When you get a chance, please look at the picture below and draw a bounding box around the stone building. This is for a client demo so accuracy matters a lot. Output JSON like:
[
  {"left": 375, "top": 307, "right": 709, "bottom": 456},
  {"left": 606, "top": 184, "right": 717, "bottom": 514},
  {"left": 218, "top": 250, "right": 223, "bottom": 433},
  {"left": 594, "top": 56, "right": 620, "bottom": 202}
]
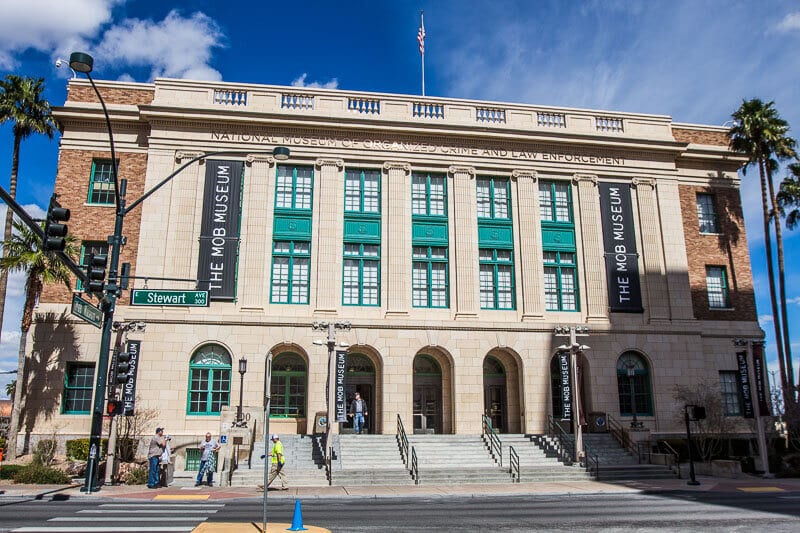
[{"left": 15, "top": 77, "right": 767, "bottom": 458}]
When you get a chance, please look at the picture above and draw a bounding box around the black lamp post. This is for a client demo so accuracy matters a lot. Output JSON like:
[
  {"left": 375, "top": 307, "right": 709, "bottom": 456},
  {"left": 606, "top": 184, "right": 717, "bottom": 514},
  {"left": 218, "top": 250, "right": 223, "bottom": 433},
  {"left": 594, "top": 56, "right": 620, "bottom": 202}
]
[
  {"left": 236, "top": 357, "right": 248, "bottom": 426},
  {"left": 625, "top": 360, "right": 644, "bottom": 430},
  {"left": 69, "top": 50, "right": 290, "bottom": 492}
]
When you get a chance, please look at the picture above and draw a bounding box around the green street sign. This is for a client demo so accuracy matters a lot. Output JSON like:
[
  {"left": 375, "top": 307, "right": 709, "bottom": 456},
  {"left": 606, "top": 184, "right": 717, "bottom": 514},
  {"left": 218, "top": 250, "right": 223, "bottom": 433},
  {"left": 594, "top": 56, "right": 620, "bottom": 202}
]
[
  {"left": 131, "top": 289, "right": 209, "bottom": 307},
  {"left": 71, "top": 294, "right": 102, "bottom": 328}
]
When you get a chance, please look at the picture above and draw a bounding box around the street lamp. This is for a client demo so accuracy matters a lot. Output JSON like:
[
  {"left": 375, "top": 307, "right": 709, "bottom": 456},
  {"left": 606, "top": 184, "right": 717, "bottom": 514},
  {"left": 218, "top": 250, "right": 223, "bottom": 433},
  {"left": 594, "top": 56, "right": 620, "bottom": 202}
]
[
  {"left": 312, "top": 321, "right": 351, "bottom": 466},
  {"left": 623, "top": 357, "right": 644, "bottom": 430},
  {"left": 69, "top": 51, "right": 290, "bottom": 492},
  {"left": 236, "top": 357, "right": 248, "bottom": 427},
  {"left": 554, "top": 325, "right": 590, "bottom": 463}
]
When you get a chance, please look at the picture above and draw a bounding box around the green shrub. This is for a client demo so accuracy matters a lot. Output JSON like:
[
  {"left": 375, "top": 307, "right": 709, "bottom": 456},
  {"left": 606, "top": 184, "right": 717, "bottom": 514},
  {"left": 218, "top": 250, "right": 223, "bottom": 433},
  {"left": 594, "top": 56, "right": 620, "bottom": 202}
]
[
  {"left": 124, "top": 466, "right": 148, "bottom": 485},
  {"left": 32, "top": 439, "right": 57, "bottom": 466},
  {"left": 12, "top": 464, "right": 72, "bottom": 484},
  {"left": 66, "top": 438, "right": 107, "bottom": 461},
  {"left": 0, "top": 464, "right": 24, "bottom": 480},
  {"left": 778, "top": 452, "right": 800, "bottom": 478}
]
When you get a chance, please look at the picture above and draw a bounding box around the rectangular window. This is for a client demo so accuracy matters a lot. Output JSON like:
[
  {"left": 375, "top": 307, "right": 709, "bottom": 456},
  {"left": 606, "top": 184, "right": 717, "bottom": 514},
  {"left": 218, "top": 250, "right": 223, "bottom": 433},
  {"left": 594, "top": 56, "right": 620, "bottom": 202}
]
[
  {"left": 345, "top": 169, "right": 381, "bottom": 213},
  {"left": 270, "top": 241, "right": 310, "bottom": 304},
  {"left": 543, "top": 251, "right": 578, "bottom": 311},
  {"left": 479, "top": 249, "right": 515, "bottom": 309},
  {"left": 343, "top": 243, "right": 380, "bottom": 306},
  {"left": 87, "top": 159, "right": 116, "bottom": 205},
  {"left": 412, "top": 173, "right": 447, "bottom": 216},
  {"left": 477, "top": 177, "right": 510, "bottom": 219},
  {"left": 697, "top": 193, "right": 719, "bottom": 233},
  {"left": 276, "top": 165, "right": 313, "bottom": 210},
  {"left": 77, "top": 241, "right": 109, "bottom": 291},
  {"left": 706, "top": 266, "right": 730, "bottom": 308},
  {"left": 719, "top": 371, "right": 742, "bottom": 416},
  {"left": 62, "top": 363, "right": 95, "bottom": 414},
  {"left": 539, "top": 181, "right": 572, "bottom": 223},
  {"left": 412, "top": 246, "right": 448, "bottom": 308}
]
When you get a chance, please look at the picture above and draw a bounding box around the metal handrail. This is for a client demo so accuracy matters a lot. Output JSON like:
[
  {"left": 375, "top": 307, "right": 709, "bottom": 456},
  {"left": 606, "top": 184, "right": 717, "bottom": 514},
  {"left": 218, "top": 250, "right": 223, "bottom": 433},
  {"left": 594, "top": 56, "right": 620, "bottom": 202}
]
[
  {"left": 411, "top": 446, "right": 419, "bottom": 485},
  {"left": 660, "top": 440, "right": 681, "bottom": 477},
  {"left": 547, "top": 415, "right": 576, "bottom": 464},
  {"left": 397, "top": 414, "right": 410, "bottom": 467},
  {"left": 606, "top": 413, "right": 638, "bottom": 457},
  {"left": 509, "top": 445, "right": 520, "bottom": 483},
  {"left": 582, "top": 441, "right": 600, "bottom": 478},
  {"left": 482, "top": 415, "right": 503, "bottom": 467}
]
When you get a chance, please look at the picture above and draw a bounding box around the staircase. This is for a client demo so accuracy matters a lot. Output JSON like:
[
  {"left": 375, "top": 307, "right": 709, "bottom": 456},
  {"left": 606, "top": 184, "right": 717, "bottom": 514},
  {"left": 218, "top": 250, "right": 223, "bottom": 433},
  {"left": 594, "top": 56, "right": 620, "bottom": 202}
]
[
  {"left": 408, "top": 434, "right": 510, "bottom": 485},
  {"left": 330, "top": 434, "right": 414, "bottom": 485},
  {"left": 583, "top": 433, "right": 677, "bottom": 481},
  {"left": 229, "top": 434, "right": 328, "bottom": 487},
  {"left": 502, "top": 434, "right": 592, "bottom": 482}
]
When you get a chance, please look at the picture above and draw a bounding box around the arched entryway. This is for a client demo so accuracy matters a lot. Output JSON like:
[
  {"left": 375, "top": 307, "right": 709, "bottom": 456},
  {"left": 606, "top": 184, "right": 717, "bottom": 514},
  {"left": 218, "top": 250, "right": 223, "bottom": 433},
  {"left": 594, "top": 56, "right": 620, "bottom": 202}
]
[
  {"left": 483, "top": 356, "right": 507, "bottom": 432},
  {"left": 269, "top": 352, "right": 308, "bottom": 419},
  {"left": 342, "top": 353, "right": 376, "bottom": 434},
  {"left": 413, "top": 354, "right": 443, "bottom": 434}
]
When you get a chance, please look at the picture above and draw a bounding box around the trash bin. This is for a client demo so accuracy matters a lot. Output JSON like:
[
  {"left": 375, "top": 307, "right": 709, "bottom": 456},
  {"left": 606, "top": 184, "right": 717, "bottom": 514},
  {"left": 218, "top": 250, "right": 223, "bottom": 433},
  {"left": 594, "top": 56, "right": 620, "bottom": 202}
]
[
  {"left": 159, "top": 462, "right": 174, "bottom": 487},
  {"left": 313, "top": 411, "right": 328, "bottom": 435}
]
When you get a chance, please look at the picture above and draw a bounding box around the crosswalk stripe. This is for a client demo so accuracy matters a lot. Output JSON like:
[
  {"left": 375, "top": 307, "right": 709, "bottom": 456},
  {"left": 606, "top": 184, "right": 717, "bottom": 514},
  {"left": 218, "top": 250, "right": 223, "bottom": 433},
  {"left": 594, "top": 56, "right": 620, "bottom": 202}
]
[
  {"left": 50, "top": 517, "right": 207, "bottom": 522},
  {"left": 78, "top": 509, "right": 218, "bottom": 514},
  {"left": 99, "top": 503, "right": 223, "bottom": 508},
  {"left": 13, "top": 528, "right": 194, "bottom": 532}
]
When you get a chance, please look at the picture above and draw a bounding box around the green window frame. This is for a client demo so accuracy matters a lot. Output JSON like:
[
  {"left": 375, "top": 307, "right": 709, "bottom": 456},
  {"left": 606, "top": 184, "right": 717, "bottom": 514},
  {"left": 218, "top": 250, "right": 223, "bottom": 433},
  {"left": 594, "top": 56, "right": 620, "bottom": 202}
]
[
  {"left": 271, "top": 353, "right": 307, "bottom": 418},
  {"left": 412, "top": 173, "right": 447, "bottom": 216},
  {"left": 345, "top": 169, "right": 381, "bottom": 213},
  {"left": 62, "top": 362, "right": 95, "bottom": 414},
  {"left": 187, "top": 344, "right": 231, "bottom": 415},
  {"left": 696, "top": 193, "right": 719, "bottom": 234},
  {"left": 87, "top": 159, "right": 117, "bottom": 205},
  {"left": 270, "top": 241, "right": 311, "bottom": 304},
  {"left": 706, "top": 266, "right": 730, "bottom": 308},
  {"left": 543, "top": 251, "right": 579, "bottom": 311},
  {"left": 343, "top": 243, "right": 380, "bottom": 306},
  {"left": 479, "top": 248, "right": 515, "bottom": 309},
  {"left": 719, "top": 371, "right": 742, "bottom": 416},
  {"left": 77, "top": 241, "right": 109, "bottom": 292},
  {"left": 538, "top": 180, "right": 573, "bottom": 223},
  {"left": 477, "top": 177, "right": 510, "bottom": 220},
  {"left": 616, "top": 352, "right": 654, "bottom": 417},
  {"left": 275, "top": 165, "right": 313, "bottom": 211},
  {"left": 412, "top": 246, "right": 449, "bottom": 308}
]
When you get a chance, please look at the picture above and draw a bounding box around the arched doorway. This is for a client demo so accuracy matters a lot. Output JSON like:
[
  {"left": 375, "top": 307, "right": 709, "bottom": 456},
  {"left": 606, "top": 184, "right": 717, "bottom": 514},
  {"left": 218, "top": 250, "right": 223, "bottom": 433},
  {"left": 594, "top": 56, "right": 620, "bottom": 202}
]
[
  {"left": 413, "top": 354, "right": 442, "bottom": 434},
  {"left": 270, "top": 352, "right": 307, "bottom": 419},
  {"left": 342, "top": 353, "right": 376, "bottom": 434},
  {"left": 483, "top": 356, "right": 507, "bottom": 432}
]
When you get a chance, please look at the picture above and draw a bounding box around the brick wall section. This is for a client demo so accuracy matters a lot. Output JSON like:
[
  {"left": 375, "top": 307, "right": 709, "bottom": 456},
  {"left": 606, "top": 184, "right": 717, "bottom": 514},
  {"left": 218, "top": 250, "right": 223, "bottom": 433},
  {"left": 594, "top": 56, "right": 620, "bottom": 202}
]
[
  {"left": 66, "top": 85, "right": 154, "bottom": 106},
  {"left": 672, "top": 128, "right": 729, "bottom": 147},
  {"left": 679, "top": 185, "right": 757, "bottom": 321},
  {"left": 40, "top": 150, "right": 147, "bottom": 304}
]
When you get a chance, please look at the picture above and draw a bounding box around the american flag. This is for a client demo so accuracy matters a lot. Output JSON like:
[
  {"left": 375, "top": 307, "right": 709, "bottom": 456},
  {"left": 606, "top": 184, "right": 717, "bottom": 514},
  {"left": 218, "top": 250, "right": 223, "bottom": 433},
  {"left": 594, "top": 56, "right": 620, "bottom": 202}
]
[{"left": 417, "top": 14, "right": 425, "bottom": 55}]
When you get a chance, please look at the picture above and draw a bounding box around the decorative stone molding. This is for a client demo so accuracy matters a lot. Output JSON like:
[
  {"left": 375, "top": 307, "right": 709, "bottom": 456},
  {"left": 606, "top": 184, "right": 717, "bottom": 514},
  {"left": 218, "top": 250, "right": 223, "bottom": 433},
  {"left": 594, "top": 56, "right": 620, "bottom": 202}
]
[
  {"left": 632, "top": 177, "right": 656, "bottom": 188},
  {"left": 448, "top": 165, "right": 476, "bottom": 176},
  {"left": 511, "top": 169, "right": 537, "bottom": 181},
  {"left": 572, "top": 173, "right": 598, "bottom": 185},
  {"left": 175, "top": 151, "right": 205, "bottom": 163},
  {"left": 314, "top": 158, "right": 344, "bottom": 169},
  {"left": 245, "top": 154, "right": 275, "bottom": 166},
  {"left": 382, "top": 161, "right": 411, "bottom": 173}
]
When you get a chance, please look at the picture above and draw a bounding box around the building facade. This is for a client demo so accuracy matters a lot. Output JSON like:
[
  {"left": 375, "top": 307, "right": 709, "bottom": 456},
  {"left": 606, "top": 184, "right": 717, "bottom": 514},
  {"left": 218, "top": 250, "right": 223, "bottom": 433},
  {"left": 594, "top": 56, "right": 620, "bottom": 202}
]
[{"left": 16, "top": 78, "right": 766, "bottom": 455}]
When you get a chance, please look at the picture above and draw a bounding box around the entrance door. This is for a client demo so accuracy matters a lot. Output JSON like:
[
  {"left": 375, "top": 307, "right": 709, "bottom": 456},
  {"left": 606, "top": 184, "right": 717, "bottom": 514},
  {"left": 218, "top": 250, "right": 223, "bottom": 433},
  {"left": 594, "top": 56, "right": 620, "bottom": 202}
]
[
  {"left": 342, "top": 382, "right": 374, "bottom": 434},
  {"left": 483, "top": 356, "right": 507, "bottom": 433},
  {"left": 413, "top": 383, "right": 442, "bottom": 434}
]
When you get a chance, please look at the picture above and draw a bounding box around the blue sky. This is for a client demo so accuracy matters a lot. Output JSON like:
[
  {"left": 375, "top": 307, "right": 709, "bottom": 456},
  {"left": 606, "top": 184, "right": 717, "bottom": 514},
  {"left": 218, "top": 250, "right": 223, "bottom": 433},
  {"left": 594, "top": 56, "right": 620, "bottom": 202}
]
[{"left": 0, "top": 0, "right": 799, "bottom": 399}]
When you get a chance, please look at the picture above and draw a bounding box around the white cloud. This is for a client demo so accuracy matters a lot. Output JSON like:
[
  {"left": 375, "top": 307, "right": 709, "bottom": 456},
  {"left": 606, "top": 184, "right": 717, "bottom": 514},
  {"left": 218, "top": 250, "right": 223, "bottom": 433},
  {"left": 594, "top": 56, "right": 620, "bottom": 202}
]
[
  {"left": 0, "top": 0, "right": 120, "bottom": 69},
  {"left": 94, "top": 10, "right": 224, "bottom": 81},
  {"left": 787, "top": 296, "right": 800, "bottom": 305},
  {"left": 291, "top": 73, "right": 339, "bottom": 90},
  {"left": 759, "top": 314, "right": 774, "bottom": 324},
  {"left": 776, "top": 12, "right": 800, "bottom": 32}
]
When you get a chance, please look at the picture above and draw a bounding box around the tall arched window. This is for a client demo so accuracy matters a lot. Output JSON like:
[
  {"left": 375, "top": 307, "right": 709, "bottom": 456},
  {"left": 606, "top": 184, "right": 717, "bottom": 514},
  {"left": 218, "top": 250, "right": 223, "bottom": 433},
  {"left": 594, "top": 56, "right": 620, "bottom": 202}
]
[
  {"left": 271, "top": 353, "right": 307, "bottom": 418},
  {"left": 188, "top": 344, "right": 232, "bottom": 415},
  {"left": 616, "top": 352, "right": 653, "bottom": 417}
]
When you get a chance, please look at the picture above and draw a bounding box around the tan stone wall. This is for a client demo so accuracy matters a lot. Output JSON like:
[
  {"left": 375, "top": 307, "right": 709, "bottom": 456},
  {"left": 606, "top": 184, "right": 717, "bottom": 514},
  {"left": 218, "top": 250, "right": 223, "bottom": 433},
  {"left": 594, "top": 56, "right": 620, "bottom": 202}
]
[
  {"left": 679, "top": 185, "right": 757, "bottom": 321},
  {"left": 672, "top": 128, "right": 729, "bottom": 146},
  {"left": 40, "top": 150, "right": 148, "bottom": 304},
  {"left": 66, "top": 85, "right": 154, "bottom": 106}
]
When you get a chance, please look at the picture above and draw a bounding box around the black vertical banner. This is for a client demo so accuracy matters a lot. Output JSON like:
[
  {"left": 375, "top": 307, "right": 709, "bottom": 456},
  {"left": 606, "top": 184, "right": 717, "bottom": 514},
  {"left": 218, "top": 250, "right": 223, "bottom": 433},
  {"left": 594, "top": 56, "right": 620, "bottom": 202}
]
[
  {"left": 122, "top": 340, "right": 141, "bottom": 416},
  {"left": 559, "top": 351, "right": 572, "bottom": 421},
  {"left": 197, "top": 160, "right": 244, "bottom": 301},
  {"left": 598, "top": 182, "right": 643, "bottom": 312},
  {"left": 335, "top": 350, "right": 348, "bottom": 422},
  {"left": 736, "top": 350, "right": 754, "bottom": 419},
  {"left": 752, "top": 343, "right": 771, "bottom": 415}
]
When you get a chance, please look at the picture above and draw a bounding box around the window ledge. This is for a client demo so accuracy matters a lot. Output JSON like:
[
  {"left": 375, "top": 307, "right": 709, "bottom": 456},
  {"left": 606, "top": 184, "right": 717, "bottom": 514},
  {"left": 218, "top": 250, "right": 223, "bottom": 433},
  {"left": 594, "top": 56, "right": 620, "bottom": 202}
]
[{"left": 709, "top": 307, "right": 735, "bottom": 312}]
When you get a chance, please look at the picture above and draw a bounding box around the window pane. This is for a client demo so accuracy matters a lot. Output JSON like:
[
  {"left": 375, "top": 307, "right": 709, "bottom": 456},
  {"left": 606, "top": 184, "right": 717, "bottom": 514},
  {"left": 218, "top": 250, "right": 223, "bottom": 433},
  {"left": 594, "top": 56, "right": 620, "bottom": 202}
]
[
  {"left": 429, "top": 176, "right": 446, "bottom": 215},
  {"left": 430, "top": 262, "right": 447, "bottom": 307},
  {"left": 430, "top": 247, "right": 447, "bottom": 260},
  {"left": 273, "top": 241, "right": 290, "bottom": 253},
  {"left": 412, "top": 262, "right": 428, "bottom": 306},
  {"left": 363, "top": 260, "right": 379, "bottom": 305},
  {"left": 697, "top": 194, "right": 718, "bottom": 233},
  {"left": 344, "top": 244, "right": 360, "bottom": 256},
  {"left": 363, "top": 171, "right": 380, "bottom": 213},
  {"left": 412, "top": 176, "right": 426, "bottom": 214},
  {"left": 560, "top": 268, "right": 577, "bottom": 311},
  {"left": 363, "top": 245, "right": 379, "bottom": 257},
  {"left": 412, "top": 246, "right": 427, "bottom": 259},
  {"left": 554, "top": 182, "right": 571, "bottom": 222},
  {"left": 271, "top": 257, "right": 289, "bottom": 303},
  {"left": 295, "top": 167, "right": 313, "bottom": 209},
  {"left": 719, "top": 371, "right": 741, "bottom": 415},
  {"left": 497, "top": 265, "right": 513, "bottom": 309},
  {"left": 496, "top": 250, "right": 512, "bottom": 262},
  {"left": 345, "top": 172, "right": 360, "bottom": 211},
  {"left": 479, "top": 249, "right": 493, "bottom": 261},
  {"left": 480, "top": 264, "right": 494, "bottom": 308},
  {"left": 477, "top": 179, "right": 491, "bottom": 218},
  {"left": 539, "top": 183, "right": 554, "bottom": 222},
  {"left": 292, "top": 257, "right": 310, "bottom": 303},
  {"left": 276, "top": 167, "right": 293, "bottom": 208},
  {"left": 343, "top": 259, "right": 360, "bottom": 305},
  {"left": 293, "top": 242, "right": 310, "bottom": 254},
  {"left": 706, "top": 266, "right": 728, "bottom": 308},
  {"left": 494, "top": 180, "right": 509, "bottom": 219},
  {"left": 544, "top": 267, "right": 559, "bottom": 310}
]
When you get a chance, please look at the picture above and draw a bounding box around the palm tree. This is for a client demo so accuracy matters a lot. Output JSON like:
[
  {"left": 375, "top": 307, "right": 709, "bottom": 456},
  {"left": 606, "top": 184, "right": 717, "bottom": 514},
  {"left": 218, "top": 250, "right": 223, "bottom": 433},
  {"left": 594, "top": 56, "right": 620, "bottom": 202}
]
[
  {"left": 0, "top": 75, "right": 58, "bottom": 362},
  {"left": 5, "top": 379, "right": 14, "bottom": 399},
  {"left": 777, "top": 162, "right": 800, "bottom": 228},
  {"left": 0, "top": 219, "right": 77, "bottom": 458},
  {"left": 729, "top": 99, "right": 798, "bottom": 421}
]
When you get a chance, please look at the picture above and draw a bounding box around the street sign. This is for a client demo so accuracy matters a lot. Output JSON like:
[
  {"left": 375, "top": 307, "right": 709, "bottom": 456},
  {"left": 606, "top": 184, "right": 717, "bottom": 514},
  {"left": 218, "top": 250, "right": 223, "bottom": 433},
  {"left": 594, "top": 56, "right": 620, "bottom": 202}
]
[
  {"left": 131, "top": 289, "right": 209, "bottom": 307},
  {"left": 71, "top": 294, "right": 102, "bottom": 328}
]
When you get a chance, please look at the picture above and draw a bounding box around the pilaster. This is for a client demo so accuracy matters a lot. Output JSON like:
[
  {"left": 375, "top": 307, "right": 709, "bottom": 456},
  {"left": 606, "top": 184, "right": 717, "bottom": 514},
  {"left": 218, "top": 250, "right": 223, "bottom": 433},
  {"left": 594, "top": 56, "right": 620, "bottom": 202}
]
[
  {"left": 164, "top": 154, "right": 205, "bottom": 286},
  {"left": 633, "top": 178, "right": 669, "bottom": 320},
  {"left": 449, "top": 166, "right": 479, "bottom": 319},
  {"left": 574, "top": 174, "right": 609, "bottom": 322},
  {"left": 513, "top": 169, "right": 545, "bottom": 320},
  {"left": 384, "top": 162, "right": 412, "bottom": 317},
  {"left": 313, "top": 158, "right": 345, "bottom": 316},
  {"left": 239, "top": 155, "right": 275, "bottom": 310}
]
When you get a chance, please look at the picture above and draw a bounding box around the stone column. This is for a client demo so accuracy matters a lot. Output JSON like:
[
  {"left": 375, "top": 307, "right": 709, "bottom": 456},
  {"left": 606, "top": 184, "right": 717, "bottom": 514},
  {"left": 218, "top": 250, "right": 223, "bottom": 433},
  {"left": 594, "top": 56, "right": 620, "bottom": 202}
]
[
  {"left": 656, "top": 178, "right": 694, "bottom": 320},
  {"left": 574, "top": 174, "right": 608, "bottom": 322},
  {"left": 513, "top": 169, "right": 545, "bottom": 321},
  {"left": 633, "top": 178, "right": 669, "bottom": 321},
  {"left": 164, "top": 151, "right": 205, "bottom": 287},
  {"left": 239, "top": 154, "right": 275, "bottom": 310},
  {"left": 449, "top": 165, "right": 479, "bottom": 320},
  {"left": 313, "top": 158, "right": 344, "bottom": 316},
  {"left": 384, "top": 162, "right": 412, "bottom": 317}
]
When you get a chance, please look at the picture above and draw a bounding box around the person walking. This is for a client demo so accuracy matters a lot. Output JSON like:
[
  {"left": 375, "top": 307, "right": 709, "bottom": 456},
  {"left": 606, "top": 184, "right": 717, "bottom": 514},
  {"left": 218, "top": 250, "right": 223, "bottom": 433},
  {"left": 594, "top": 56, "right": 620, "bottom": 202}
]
[
  {"left": 147, "top": 427, "right": 167, "bottom": 489},
  {"left": 196, "top": 432, "right": 220, "bottom": 486},
  {"left": 349, "top": 392, "right": 368, "bottom": 434},
  {"left": 258, "top": 434, "right": 287, "bottom": 491}
]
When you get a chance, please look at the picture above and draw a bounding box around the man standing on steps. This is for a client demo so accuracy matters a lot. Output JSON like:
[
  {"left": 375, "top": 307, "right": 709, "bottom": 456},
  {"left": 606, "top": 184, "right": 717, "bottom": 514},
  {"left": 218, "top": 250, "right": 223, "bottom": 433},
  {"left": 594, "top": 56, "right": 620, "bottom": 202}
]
[
  {"left": 349, "top": 392, "right": 368, "bottom": 434},
  {"left": 259, "top": 434, "right": 287, "bottom": 491}
]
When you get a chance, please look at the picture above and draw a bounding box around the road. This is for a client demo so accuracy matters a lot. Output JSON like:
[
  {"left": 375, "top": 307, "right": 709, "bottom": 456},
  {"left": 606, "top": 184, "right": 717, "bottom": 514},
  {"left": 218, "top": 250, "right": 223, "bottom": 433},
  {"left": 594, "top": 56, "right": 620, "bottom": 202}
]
[{"left": 1, "top": 491, "right": 800, "bottom": 531}]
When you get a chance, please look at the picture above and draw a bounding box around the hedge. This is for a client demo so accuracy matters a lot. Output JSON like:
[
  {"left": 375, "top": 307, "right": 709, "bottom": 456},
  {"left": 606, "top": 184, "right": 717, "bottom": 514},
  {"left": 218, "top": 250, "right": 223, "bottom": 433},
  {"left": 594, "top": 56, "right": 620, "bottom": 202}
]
[
  {"left": 12, "top": 464, "right": 72, "bottom": 484},
  {"left": 65, "top": 438, "right": 108, "bottom": 461}
]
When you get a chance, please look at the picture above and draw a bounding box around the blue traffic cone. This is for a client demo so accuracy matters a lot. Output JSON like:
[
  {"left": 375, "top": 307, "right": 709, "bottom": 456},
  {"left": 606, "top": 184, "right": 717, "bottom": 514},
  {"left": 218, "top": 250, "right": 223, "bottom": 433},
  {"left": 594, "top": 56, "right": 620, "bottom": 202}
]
[{"left": 287, "top": 499, "right": 307, "bottom": 531}]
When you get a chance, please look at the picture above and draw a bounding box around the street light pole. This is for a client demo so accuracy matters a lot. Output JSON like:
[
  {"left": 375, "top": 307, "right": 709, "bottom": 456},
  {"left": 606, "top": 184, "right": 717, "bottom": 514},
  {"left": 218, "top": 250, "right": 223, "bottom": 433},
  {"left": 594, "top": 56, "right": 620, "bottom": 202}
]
[
  {"left": 554, "top": 325, "right": 590, "bottom": 462},
  {"left": 69, "top": 51, "right": 290, "bottom": 492},
  {"left": 624, "top": 359, "right": 643, "bottom": 430},
  {"left": 236, "top": 357, "right": 248, "bottom": 427},
  {"left": 312, "top": 321, "right": 350, "bottom": 467}
]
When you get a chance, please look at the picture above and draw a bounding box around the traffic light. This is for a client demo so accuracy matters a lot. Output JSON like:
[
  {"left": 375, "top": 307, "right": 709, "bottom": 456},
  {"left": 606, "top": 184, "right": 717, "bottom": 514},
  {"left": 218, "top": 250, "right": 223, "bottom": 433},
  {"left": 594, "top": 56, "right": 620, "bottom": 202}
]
[
  {"left": 688, "top": 405, "right": 707, "bottom": 421},
  {"left": 107, "top": 400, "right": 123, "bottom": 416},
  {"left": 85, "top": 253, "right": 108, "bottom": 294},
  {"left": 115, "top": 350, "right": 131, "bottom": 384},
  {"left": 43, "top": 196, "right": 70, "bottom": 252}
]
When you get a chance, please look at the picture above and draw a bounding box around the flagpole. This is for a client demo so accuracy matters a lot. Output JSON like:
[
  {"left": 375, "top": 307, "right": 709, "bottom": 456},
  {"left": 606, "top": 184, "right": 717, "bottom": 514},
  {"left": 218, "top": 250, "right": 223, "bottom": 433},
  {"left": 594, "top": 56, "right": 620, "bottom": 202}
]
[{"left": 419, "top": 10, "right": 426, "bottom": 96}]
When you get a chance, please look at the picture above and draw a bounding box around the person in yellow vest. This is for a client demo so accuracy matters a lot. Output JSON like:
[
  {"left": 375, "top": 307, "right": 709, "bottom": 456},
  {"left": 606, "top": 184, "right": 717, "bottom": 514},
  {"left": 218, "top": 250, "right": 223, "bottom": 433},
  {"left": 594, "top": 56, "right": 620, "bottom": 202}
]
[{"left": 258, "top": 434, "right": 287, "bottom": 491}]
